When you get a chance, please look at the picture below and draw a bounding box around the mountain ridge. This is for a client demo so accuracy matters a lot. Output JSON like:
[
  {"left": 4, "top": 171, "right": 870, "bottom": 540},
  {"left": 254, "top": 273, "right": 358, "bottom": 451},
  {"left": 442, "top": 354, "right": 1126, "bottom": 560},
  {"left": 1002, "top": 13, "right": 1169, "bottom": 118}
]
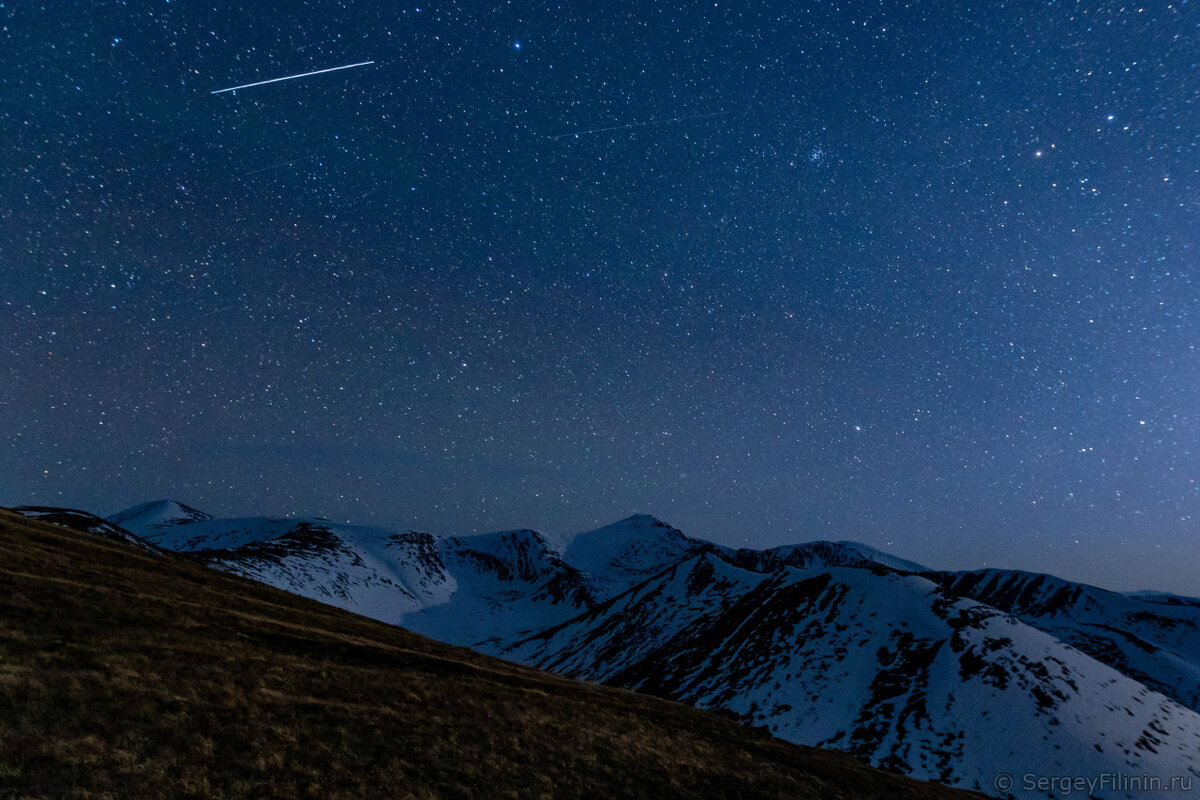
[
  {"left": 1, "top": 507, "right": 988, "bottom": 800},
  {"left": 17, "top": 499, "right": 1200, "bottom": 798}
]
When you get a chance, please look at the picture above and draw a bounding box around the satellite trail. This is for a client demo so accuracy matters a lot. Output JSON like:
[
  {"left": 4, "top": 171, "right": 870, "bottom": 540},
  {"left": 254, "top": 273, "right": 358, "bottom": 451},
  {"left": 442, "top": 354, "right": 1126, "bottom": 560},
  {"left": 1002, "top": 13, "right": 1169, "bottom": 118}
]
[
  {"left": 548, "top": 110, "right": 730, "bottom": 139},
  {"left": 211, "top": 61, "right": 375, "bottom": 94}
]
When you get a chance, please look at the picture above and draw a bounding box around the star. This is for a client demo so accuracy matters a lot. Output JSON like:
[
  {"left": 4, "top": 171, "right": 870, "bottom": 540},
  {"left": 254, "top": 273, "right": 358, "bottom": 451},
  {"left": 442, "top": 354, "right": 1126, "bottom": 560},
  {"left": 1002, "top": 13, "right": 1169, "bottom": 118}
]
[{"left": 2, "top": 0, "right": 1196, "bottom": 595}]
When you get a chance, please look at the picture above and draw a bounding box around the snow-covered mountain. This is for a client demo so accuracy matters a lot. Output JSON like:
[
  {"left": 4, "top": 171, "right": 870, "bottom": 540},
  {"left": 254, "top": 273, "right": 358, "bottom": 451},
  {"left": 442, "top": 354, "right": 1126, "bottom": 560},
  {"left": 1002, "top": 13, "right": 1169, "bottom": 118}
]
[
  {"left": 547, "top": 514, "right": 714, "bottom": 596},
  {"left": 113, "top": 505, "right": 599, "bottom": 647},
  {"left": 55, "top": 500, "right": 1200, "bottom": 798},
  {"left": 13, "top": 505, "right": 163, "bottom": 552},
  {"left": 108, "top": 499, "right": 213, "bottom": 535},
  {"left": 726, "top": 539, "right": 930, "bottom": 574},
  {"left": 926, "top": 569, "right": 1200, "bottom": 714},
  {"left": 502, "top": 554, "right": 1200, "bottom": 797}
]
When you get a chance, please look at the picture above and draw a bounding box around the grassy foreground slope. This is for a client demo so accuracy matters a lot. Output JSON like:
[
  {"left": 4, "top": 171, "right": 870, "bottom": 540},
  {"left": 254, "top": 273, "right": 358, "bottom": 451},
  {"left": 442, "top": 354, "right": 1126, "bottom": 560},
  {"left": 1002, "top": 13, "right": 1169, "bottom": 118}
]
[{"left": 0, "top": 509, "right": 984, "bottom": 800}]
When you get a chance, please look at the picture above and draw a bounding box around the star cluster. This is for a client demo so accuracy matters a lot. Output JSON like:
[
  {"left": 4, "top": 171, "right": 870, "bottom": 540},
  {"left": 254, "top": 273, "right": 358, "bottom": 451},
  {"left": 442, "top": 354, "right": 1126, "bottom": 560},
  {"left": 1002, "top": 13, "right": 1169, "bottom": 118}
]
[{"left": 3, "top": 1, "right": 1198, "bottom": 592}]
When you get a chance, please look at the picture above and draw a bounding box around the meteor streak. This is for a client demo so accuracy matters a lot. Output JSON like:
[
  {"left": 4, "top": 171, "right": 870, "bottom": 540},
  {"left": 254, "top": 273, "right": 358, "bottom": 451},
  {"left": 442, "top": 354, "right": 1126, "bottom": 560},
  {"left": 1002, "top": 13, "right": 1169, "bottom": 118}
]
[{"left": 211, "top": 60, "right": 375, "bottom": 94}]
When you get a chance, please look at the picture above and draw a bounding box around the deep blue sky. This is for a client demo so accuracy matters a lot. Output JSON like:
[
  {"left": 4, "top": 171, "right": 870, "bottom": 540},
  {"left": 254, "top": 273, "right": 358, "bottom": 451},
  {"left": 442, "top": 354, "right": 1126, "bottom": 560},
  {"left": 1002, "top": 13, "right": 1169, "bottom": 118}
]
[{"left": 4, "top": 1, "right": 1198, "bottom": 593}]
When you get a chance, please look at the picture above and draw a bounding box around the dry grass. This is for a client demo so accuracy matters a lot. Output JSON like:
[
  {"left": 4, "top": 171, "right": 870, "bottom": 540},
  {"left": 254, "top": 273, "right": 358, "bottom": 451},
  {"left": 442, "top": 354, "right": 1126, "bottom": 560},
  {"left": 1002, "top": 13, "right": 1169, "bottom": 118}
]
[{"left": 0, "top": 508, "right": 984, "bottom": 799}]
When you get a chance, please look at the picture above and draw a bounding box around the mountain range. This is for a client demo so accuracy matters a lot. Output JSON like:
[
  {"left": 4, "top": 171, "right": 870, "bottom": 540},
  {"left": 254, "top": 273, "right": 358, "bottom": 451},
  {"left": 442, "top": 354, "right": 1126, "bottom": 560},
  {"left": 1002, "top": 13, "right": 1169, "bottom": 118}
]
[
  {"left": 18, "top": 501, "right": 1200, "bottom": 798},
  {"left": 3, "top": 506, "right": 991, "bottom": 800}
]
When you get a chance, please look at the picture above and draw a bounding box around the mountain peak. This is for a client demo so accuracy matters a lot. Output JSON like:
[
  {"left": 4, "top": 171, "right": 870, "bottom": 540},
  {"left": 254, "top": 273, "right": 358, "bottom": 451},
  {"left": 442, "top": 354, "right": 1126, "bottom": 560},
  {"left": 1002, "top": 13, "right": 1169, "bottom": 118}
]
[
  {"left": 556, "top": 515, "right": 710, "bottom": 596},
  {"left": 589, "top": 514, "right": 684, "bottom": 536},
  {"left": 726, "top": 539, "right": 928, "bottom": 574},
  {"left": 617, "top": 513, "right": 672, "bottom": 527},
  {"left": 12, "top": 505, "right": 161, "bottom": 552},
  {"left": 108, "top": 499, "right": 212, "bottom": 527}
]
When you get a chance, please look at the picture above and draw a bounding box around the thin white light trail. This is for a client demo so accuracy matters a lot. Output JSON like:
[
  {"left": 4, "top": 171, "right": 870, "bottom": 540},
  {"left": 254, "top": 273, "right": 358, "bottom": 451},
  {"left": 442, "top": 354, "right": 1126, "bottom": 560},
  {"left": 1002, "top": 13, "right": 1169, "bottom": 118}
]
[{"left": 211, "top": 60, "right": 375, "bottom": 94}]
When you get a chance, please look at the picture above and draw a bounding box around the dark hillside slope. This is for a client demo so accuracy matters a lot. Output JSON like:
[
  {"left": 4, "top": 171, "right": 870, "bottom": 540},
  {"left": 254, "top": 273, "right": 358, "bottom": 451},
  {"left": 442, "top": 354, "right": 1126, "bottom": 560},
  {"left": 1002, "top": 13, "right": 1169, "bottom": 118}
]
[{"left": 0, "top": 509, "right": 983, "bottom": 800}]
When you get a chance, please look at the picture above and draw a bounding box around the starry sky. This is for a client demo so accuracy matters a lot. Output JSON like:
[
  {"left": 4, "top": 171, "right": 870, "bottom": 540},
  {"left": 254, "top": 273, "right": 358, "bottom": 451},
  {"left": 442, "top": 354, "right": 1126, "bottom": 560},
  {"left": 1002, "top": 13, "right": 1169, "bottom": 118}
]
[{"left": 4, "top": 1, "right": 1199, "bottom": 594}]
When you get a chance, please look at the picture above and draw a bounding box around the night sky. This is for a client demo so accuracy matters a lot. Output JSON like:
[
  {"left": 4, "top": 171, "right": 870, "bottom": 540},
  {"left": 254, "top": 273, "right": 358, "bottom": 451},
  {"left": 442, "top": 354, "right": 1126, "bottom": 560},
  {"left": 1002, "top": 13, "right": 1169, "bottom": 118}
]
[{"left": 4, "top": 2, "right": 1199, "bottom": 594}]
